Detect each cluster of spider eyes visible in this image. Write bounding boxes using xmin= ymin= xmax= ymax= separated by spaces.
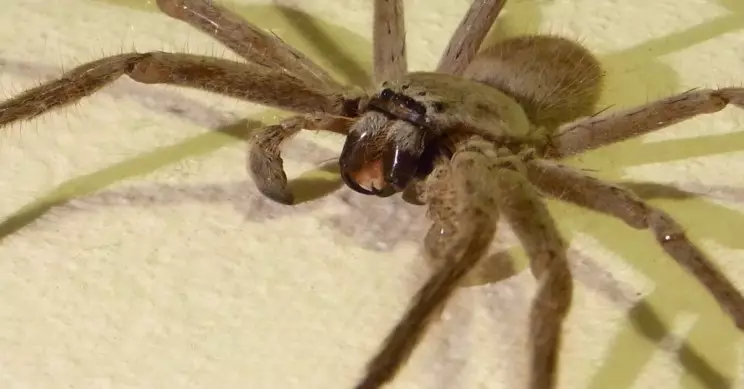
xmin=378 ymin=88 xmax=427 ymax=116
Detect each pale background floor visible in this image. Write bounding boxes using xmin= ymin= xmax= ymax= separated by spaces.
xmin=1 ymin=0 xmax=744 ymax=388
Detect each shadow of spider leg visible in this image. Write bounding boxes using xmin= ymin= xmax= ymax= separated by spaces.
xmin=526 ymin=159 xmax=744 ymax=330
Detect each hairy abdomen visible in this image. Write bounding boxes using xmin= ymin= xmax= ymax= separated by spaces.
xmin=463 ymin=35 xmax=603 ymax=130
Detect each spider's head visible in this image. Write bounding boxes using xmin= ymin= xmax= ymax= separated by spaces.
xmin=338 ymin=88 xmax=437 ymax=197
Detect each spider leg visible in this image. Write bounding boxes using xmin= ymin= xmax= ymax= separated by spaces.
xmin=0 ymin=52 xmax=360 ymax=129
xmin=491 ymin=150 xmax=573 ymax=389
xmin=436 ymin=0 xmax=507 ymax=75
xmin=525 ymin=159 xmax=744 ymax=330
xmin=354 ymin=139 xmax=500 ymax=389
xmin=548 ymin=88 xmax=744 ymax=158
xmin=248 ymin=114 xmax=351 ymax=204
xmin=373 ymin=0 xmax=407 ymax=85
xmin=156 ymin=0 xmax=340 ymax=88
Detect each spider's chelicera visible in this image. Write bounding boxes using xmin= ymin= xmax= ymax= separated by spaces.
xmin=339 ymin=87 xmax=437 ymax=196
xmin=2 ymin=0 xmax=744 ymax=388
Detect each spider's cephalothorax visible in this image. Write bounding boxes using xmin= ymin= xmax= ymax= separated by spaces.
xmin=338 ymin=70 xmax=542 ymax=198
xmin=2 ymin=0 xmax=744 ymax=389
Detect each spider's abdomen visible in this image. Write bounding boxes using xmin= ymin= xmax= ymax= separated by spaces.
xmin=463 ymin=35 xmax=604 ymax=130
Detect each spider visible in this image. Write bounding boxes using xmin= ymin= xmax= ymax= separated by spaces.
xmin=1 ymin=0 xmax=743 ymax=388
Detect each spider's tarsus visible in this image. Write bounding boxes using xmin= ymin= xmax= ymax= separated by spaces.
xmin=248 ymin=147 xmax=295 ymax=205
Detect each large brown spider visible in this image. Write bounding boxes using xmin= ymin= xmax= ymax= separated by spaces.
xmin=1 ymin=0 xmax=743 ymax=388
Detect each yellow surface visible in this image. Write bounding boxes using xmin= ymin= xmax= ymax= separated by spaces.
xmin=1 ymin=0 xmax=744 ymax=388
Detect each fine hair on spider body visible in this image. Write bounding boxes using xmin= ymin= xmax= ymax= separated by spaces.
xmin=2 ymin=1 xmax=744 ymax=388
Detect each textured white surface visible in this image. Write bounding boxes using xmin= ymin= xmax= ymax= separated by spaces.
xmin=0 ymin=0 xmax=744 ymax=388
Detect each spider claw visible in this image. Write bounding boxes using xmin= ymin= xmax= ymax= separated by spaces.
xmin=248 ymin=144 xmax=295 ymax=205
